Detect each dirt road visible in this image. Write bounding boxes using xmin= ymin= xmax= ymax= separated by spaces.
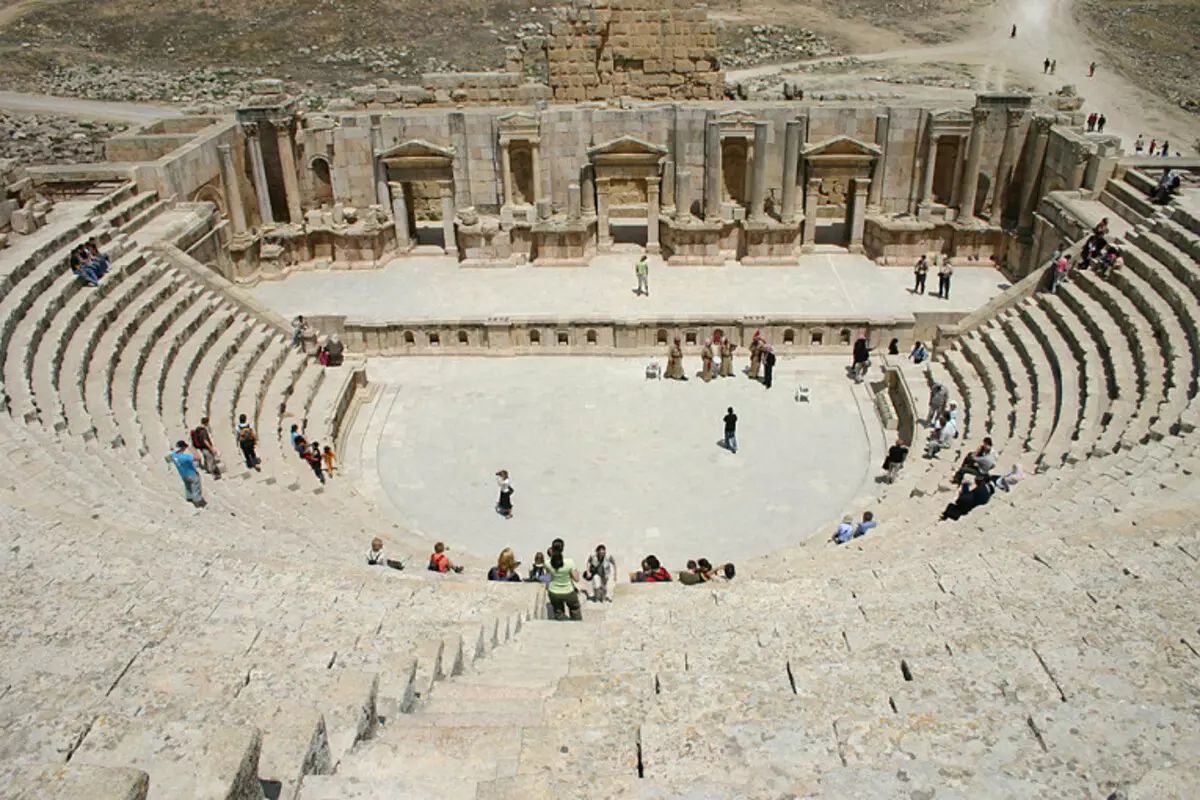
xmin=0 ymin=91 xmax=180 ymax=122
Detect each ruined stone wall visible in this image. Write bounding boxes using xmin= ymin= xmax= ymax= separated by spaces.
xmin=546 ymin=0 xmax=723 ymax=103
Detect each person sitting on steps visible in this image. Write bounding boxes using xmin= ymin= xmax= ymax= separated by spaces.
xmin=428 ymin=541 xmax=464 ymax=573
xmin=487 ymin=548 xmax=523 ymax=582
xmin=631 ymin=555 xmax=672 ymax=583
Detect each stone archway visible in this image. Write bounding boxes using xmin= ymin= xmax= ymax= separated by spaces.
xmin=801 ymin=135 xmax=881 ymax=251
xmin=587 ymin=135 xmax=667 ymax=253
xmin=378 ymin=139 xmax=457 ymax=256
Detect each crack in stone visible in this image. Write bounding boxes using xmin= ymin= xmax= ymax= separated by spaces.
xmin=1031 ymin=646 xmax=1067 ymax=702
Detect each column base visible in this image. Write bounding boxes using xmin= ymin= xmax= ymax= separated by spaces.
xmin=645 ymin=242 xmax=661 ymax=255
xmin=916 ymin=202 xmax=933 ymax=221
xmin=849 ymin=244 xmax=866 ymax=254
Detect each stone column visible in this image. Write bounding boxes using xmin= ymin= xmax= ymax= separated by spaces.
xmin=947 ymin=134 xmax=967 ymax=219
xmin=389 ymin=181 xmax=411 ymax=250
xmin=371 ymin=122 xmax=389 ymax=209
xmin=581 ymin=166 xmax=596 ymax=215
xmin=748 ymin=122 xmax=769 ymax=222
xmin=990 ymin=108 xmax=1024 ymax=225
xmin=917 ymin=132 xmax=937 ymax=218
xmin=802 ymin=177 xmax=821 ymax=247
xmin=868 ymin=113 xmax=889 ymax=210
xmin=704 ymin=121 xmax=722 ymax=221
xmin=780 ymin=120 xmax=802 ymax=222
xmin=245 ymin=126 xmax=274 ymax=227
xmin=274 ymin=120 xmax=303 ymax=225
xmin=217 ymin=143 xmax=248 ymax=237
xmin=1018 ymin=116 xmax=1053 ymax=231
xmin=439 ymin=180 xmax=457 ymax=256
xmin=500 ymin=143 xmax=515 ymax=206
xmin=957 ymin=107 xmax=989 ymax=222
xmin=675 ymin=170 xmax=693 ymax=219
xmin=646 ymin=176 xmax=661 ymax=254
xmin=531 ymin=142 xmax=544 ymax=203
xmin=596 ymin=176 xmax=612 ymax=249
xmin=567 ymin=183 xmax=581 ymax=221
xmin=849 ymin=177 xmax=871 ymax=251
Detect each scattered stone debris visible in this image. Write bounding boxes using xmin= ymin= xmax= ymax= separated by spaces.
xmin=0 ymin=112 xmax=126 ymax=166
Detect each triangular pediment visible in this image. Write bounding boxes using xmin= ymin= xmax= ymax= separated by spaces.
xmin=587 ymin=136 xmax=668 ymax=159
xmin=930 ymin=108 xmax=973 ymax=124
xmin=377 ymin=139 xmax=455 ymax=160
xmin=497 ymin=112 xmax=539 ymax=128
xmin=802 ymin=135 xmax=882 ymax=157
xmin=716 ymin=110 xmax=759 ymax=126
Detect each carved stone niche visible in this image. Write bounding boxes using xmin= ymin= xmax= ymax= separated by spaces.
xmin=498 ymin=112 xmax=542 ymax=217
xmin=587 ymin=135 xmax=667 ymax=253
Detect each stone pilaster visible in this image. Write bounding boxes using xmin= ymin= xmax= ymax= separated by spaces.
xmin=917 ymin=132 xmax=937 ymax=219
xmin=990 ymin=108 xmax=1024 ymax=225
xmin=245 ymin=125 xmax=274 ymax=227
xmin=567 ymin=183 xmax=581 ymax=221
xmin=389 ymin=181 xmax=411 ymax=250
xmin=274 ymin=120 xmax=303 ymax=225
xmin=849 ymin=177 xmax=871 ymax=252
xmin=500 ymin=143 xmax=515 ymax=206
xmin=1018 ymin=116 xmax=1054 ymax=231
xmin=371 ymin=122 xmax=390 ymax=208
xmin=439 ymin=180 xmax=457 ymax=257
xmin=868 ymin=113 xmax=889 ymax=211
xmin=217 ymin=143 xmax=248 ymax=237
xmin=780 ymin=120 xmax=802 ymax=222
xmin=646 ymin=176 xmax=661 ymax=254
xmin=802 ymin=177 xmax=821 ymax=248
xmin=749 ymin=122 xmax=769 ymax=221
xmin=957 ymin=107 xmax=989 ymax=222
xmin=704 ymin=120 xmax=722 ymax=221
xmin=675 ymin=170 xmax=693 ymax=219
xmin=596 ymin=176 xmax=612 ymax=250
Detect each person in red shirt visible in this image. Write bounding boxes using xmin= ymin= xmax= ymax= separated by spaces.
xmin=428 ymin=541 xmax=463 ymax=574
xmin=630 ymin=555 xmax=671 ymax=583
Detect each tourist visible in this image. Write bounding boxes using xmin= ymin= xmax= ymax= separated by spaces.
xmin=952 ymin=438 xmax=996 ymax=485
xmin=1097 ymin=114 xmax=1107 ymax=133
xmin=723 ymin=406 xmax=738 ymax=453
xmin=367 ymin=537 xmax=386 ymax=565
xmin=665 ymin=336 xmax=686 ymax=380
xmin=428 ymin=541 xmax=464 ymax=573
xmin=854 ymin=511 xmax=877 ymax=539
xmin=937 ymin=260 xmax=954 ymax=300
xmin=993 ymin=463 xmax=1026 ymax=492
xmin=927 ymin=381 xmax=948 ymax=426
xmin=291 ymin=315 xmax=307 ymax=348
xmin=1050 ymin=59 xmax=1056 ymax=74
xmin=888 ymin=338 xmax=900 ymax=355
xmin=941 ymin=475 xmax=994 ymax=521
xmin=851 ymin=335 xmax=870 ymax=382
xmin=631 ymin=555 xmax=671 ymax=583
xmin=700 ymin=338 xmax=714 ymax=382
xmin=913 ymin=255 xmax=929 ymax=294
xmin=69 ymin=249 xmax=100 ymax=287
xmin=1010 ymin=23 xmax=1016 ymax=38
xmin=925 ymin=405 xmax=959 ymax=457
xmin=881 ymin=438 xmax=908 ymax=483
xmin=910 ymin=340 xmax=929 ymax=364
xmin=678 ymin=559 xmax=703 ymax=585
xmin=547 ymin=538 xmax=583 ymax=620
xmin=832 ymin=514 xmax=856 ymax=544
xmin=290 ymin=424 xmax=307 ymax=457
xmin=303 ymin=441 xmax=326 ymax=484
xmin=84 ymin=239 xmax=110 ymax=277
xmin=1094 ymin=218 xmax=1109 ymax=237
xmin=487 ymin=548 xmax=523 ymax=582
xmin=189 ymin=417 xmax=221 ymax=478
xmin=1134 ymin=135 xmax=1145 ymax=154
xmin=1088 ymin=62 xmax=1096 ymax=77
xmin=323 ymin=445 xmax=337 ymax=477
xmin=324 ymin=334 xmax=344 ymax=367
xmin=748 ymin=331 xmax=764 ymax=380
xmin=1161 ymin=140 xmax=1170 ymax=157
xmin=166 ymin=440 xmax=206 ymax=508
xmin=1151 ymin=170 xmax=1180 ymax=204
xmin=495 ymin=469 xmax=514 ymax=518
xmin=583 ymin=544 xmax=617 ymax=602
xmin=1050 ymin=252 xmax=1070 ymax=293
xmin=1043 ymin=57 xmax=1050 ymax=74
xmin=1086 ymin=113 xmax=1096 ymax=132
xmin=236 ymin=413 xmax=261 ymax=471
xmin=634 ymin=254 xmax=649 ymax=296
xmin=528 ymin=552 xmax=551 ymax=584
xmin=762 ymin=345 xmax=777 ymax=389
xmin=1149 ymin=139 xmax=1157 ymax=156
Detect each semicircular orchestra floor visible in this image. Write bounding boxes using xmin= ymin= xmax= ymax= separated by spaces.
xmin=351 ymin=355 xmax=885 ymax=572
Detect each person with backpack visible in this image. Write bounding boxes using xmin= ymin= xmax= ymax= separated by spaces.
xmin=303 ymin=441 xmax=326 ymax=484
xmin=190 ymin=417 xmax=221 ymax=478
xmin=546 ymin=538 xmax=582 ymax=620
xmin=236 ymin=414 xmax=261 ymax=471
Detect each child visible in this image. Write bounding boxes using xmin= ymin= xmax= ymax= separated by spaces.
xmin=428 ymin=542 xmax=464 ymax=573
xmin=323 ymin=445 xmax=337 ymax=477
xmin=367 ymin=537 xmax=386 ymax=565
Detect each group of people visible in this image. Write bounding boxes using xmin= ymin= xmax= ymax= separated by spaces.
xmin=665 ymin=330 xmax=775 ymax=387
xmin=832 ymin=511 xmax=877 ymax=544
xmin=1133 ymin=136 xmax=1174 ymax=158
xmin=68 ymin=239 xmax=111 ymax=287
xmin=912 ymin=255 xmax=954 ymax=300
xmin=1085 ymin=112 xmax=1107 ymax=134
xmin=289 ymin=423 xmax=337 ymax=484
xmin=164 ymin=415 xmax=252 ymax=506
xmin=1149 ymin=169 xmax=1183 ymax=205
xmin=923 ymin=380 xmax=961 ymax=458
xmin=1040 ymin=57 xmax=1057 ymax=75
xmin=940 ymin=437 xmax=1026 ymax=521
xmin=291 ymin=315 xmax=345 ymax=367
xmin=1049 ymin=218 xmax=1124 ymax=293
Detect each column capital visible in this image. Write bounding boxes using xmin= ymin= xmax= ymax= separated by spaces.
xmin=1005 ymin=108 xmax=1025 ymax=127
xmin=217 ymin=143 xmax=234 ymax=156
xmin=971 ymin=107 xmax=990 ymax=124
xmin=1033 ymin=115 xmax=1054 ymax=134
xmin=438 ymin=181 xmax=454 ymax=197
xmin=645 ymin=176 xmax=661 ymax=189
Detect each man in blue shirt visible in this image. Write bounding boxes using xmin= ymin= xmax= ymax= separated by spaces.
xmin=853 ymin=511 xmax=877 ymax=539
xmin=166 ymin=440 xmax=206 ymax=507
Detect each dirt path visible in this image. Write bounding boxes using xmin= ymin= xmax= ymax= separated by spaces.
xmin=730 ymin=0 xmax=1197 ymax=154
xmin=0 ymin=0 xmax=62 ymax=29
xmin=0 ymin=90 xmax=180 ymax=122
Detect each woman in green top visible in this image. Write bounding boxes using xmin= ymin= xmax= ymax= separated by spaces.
xmin=547 ymin=538 xmax=582 ymax=621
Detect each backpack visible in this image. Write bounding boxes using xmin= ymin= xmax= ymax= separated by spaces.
xmin=190 ymin=428 xmax=204 ymax=449
xmin=238 ymin=425 xmax=254 ymax=442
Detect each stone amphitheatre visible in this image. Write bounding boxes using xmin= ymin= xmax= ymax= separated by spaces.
xmin=1 ymin=0 xmax=1200 ymax=797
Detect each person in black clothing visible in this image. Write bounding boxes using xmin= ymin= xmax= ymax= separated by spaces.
xmin=881 ymin=439 xmax=908 ymax=482
xmin=941 ymin=476 xmax=994 ymax=521
xmin=723 ymin=407 xmax=738 ymax=453
xmin=913 ymin=255 xmax=929 ymax=294
xmin=851 ymin=335 xmax=870 ymax=382
xmin=763 ymin=347 xmax=776 ymax=389
xmin=304 ymin=441 xmax=326 ymax=484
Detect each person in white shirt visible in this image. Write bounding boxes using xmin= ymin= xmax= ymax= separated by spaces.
xmin=583 ymin=544 xmax=617 ymax=602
